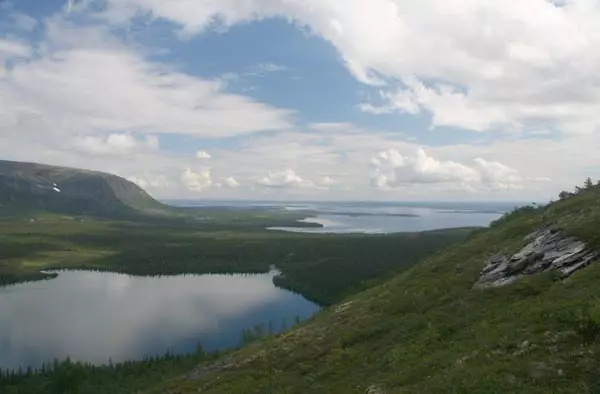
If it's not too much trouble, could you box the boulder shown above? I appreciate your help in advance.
[474,229,598,289]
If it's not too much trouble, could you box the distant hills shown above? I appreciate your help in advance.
[0,160,168,218]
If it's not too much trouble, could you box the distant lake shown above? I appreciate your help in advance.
[164,200,523,234]
[0,270,319,370]
[266,201,514,234]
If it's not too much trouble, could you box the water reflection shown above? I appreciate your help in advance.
[268,209,503,234]
[0,270,320,370]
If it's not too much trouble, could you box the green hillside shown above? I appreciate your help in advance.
[152,183,600,393]
[0,160,167,218]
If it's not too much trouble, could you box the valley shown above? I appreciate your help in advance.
[2,161,599,393]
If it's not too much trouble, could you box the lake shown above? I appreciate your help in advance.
[164,200,523,234]
[0,270,319,371]
[266,201,516,234]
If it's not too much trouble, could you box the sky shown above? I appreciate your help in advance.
[1,0,599,201]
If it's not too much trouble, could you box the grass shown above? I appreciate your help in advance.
[142,185,600,393]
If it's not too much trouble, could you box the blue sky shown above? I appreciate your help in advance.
[1,0,599,200]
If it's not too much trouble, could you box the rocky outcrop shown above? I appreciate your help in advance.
[474,228,599,289]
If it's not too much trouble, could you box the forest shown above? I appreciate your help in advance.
[0,214,471,304]
[0,346,218,394]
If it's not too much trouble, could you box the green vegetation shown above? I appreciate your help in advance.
[0,347,217,394]
[134,181,600,394]
[0,197,471,393]
[0,213,469,305]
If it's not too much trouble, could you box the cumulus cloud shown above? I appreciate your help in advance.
[181,168,212,192]
[473,158,523,191]
[361,79,514,132]
[222,176,240,188]
[371,148,522,191]
[0,111,580,200]
[257,169,308,188]
[90,0,600,135]
[196,150,211,159]
[318,176,338,187]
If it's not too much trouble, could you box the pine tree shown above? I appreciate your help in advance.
[559,191,572,200]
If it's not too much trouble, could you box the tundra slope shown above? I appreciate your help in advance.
[155,183,600,394]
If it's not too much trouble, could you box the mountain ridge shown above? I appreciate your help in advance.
[0,160,167,218]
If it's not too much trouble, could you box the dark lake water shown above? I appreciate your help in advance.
[0,270,319,370]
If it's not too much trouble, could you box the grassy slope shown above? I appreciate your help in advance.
[154,187,600,393]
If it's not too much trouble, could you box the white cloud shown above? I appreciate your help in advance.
[223,176,240,188]
[473,158,523,191]
[371,148,522,191]
[181,168,212,192]
[3,0,600,202]
[0,14,294,142]
[318,176,338,187]
[0,38,31,64]
[0,113,592,201]
[128,174,172,190]
[1,48,293,138]
[257,169,308,189]
[73,134,159,156]
[359,88,420,115]
[196,150,211,159]
[361,79,511,132]
[91,0,600,135]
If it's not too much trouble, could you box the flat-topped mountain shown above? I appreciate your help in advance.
[0,160,167,218]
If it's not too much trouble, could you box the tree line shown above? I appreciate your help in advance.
[559,177,599,200]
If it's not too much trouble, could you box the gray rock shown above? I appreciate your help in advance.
[474,229,598,289]
[365,384,386,394]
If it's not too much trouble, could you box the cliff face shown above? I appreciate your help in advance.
[0,160,167,217]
